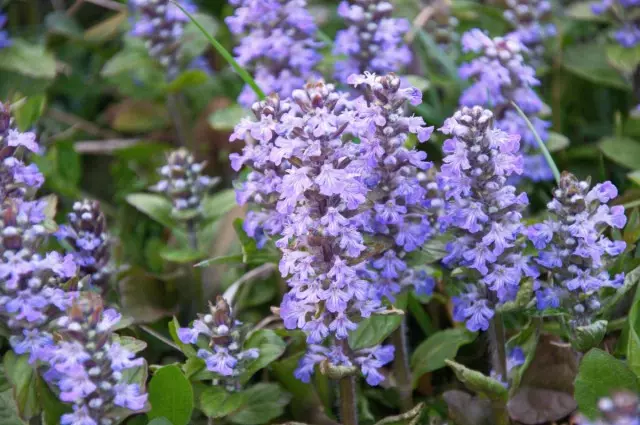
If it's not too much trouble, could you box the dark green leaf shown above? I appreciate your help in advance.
[126,194,177,230]
[574,349,639,418]
[45,12,82,37]
[181,13,220,61]
[0,390,22,425]
[229,383,291,425]
[563,43,630,90]
[445,360,508,402]
[199,387,247,418]
[348,314,402,351]
[627,298,640,377]
[201,190,237,221]
[3,352,40,420]
[166,69,209,92]
[240,330,287,384]
[38,376,71,425]
[147,418,173,425]
[12,95,46,131]
[573,320,608,352]
[411,328,476,386]
[546,132,570,152]
[118,267,176,323]
[84,11,127,43]
[599,137,640,169]
[148,365,193,425]
[0,39,56,79]
[159,246,206,264]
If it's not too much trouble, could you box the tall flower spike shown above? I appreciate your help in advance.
[230,94,292,248]
[575,392,639,425]
[592,1,640,48]
[348,72,436,299]
[0,103,77,362]
[151,148,217,218]
[177,296,259,391]
[459,29,552,182]
[45,294,148,425]
[527,172,626,327]
[56,200,112,295]
[226,0,322,107]
[503,0,555,64]
[333,0,412,83]
[130,0,196,78]
[438,106,534,332]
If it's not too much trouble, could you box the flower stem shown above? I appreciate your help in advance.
[338,375,358,425]
[490,312,508,382]
[391,319,413,411]
[167,92,190,148]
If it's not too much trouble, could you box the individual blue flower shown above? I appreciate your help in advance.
[459,29,552,182]
[438,106,532,332]
[333,0,411,83]
[527,173,627,327]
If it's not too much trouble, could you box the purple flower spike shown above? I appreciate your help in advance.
[592,1,640,48]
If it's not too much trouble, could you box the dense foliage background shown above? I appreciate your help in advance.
[1,0,640,425]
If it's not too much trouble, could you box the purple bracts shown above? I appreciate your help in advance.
[438,106,534,332]
[527,172,626,326]
[333,0,411,83]
[226,0,322,107]
[459,29,552,182]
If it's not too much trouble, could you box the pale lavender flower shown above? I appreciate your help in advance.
[503,0,555,64]
[438,106,534,332]
[226,0,322,106]
[592,0,640,47]
[333,0,412,83]
[177,296,258,391]
[459,29,552,182]
[46,295,148,425]
[527,173,626,326]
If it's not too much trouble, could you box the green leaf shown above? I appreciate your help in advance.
[12,95,46,131]
[627,298,640,377]
[114,335,148,354]
[3,352,40,420]
[147,418,173,425]
[110,100,170,133]
[38,376,71,425]
[373,403,424,425]
[599,136,640,169]
[166,69,208,93]
[348,314,402,351]
[565,1,608,20]
[574,349,639,418]
[404,234,450,265]
[271,353,318,415]
[606,43,640,75]
[445,360,508,402]
[195,255,244,267]
[405,76,430,92]
[199,387,247,418]
[562,43,630,90]
[201,189,237,221]
[506,322,539,395]
[546,132,570,152]
[0,39,56,79]
[118,267,176,323]
[240,330,287,384]
[0,390,23,425]
[126,194,177,230]
[229,383,291,425]
[45,11,82,37]
[148,365,194,425]
[573,320,608,352]
[601,265,640,318]
[623,208,640,245]
[84,11,127,43]
[181,13,220,60]
[208,105,246,131]
[411,329,476,386]
[159,246,206,264]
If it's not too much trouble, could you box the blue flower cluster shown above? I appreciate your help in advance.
[56,200,112,295]
[0,13,11,49]
[151,148,217,217]
[0,103,78,363]
[226,0,322,107]
[503,0,555,63]
[333,0,411,83]
[130,0,196,78]
[438,106,534,332]
[459,29,552,182]
[178,296,259,390]
[347,72,436,300]
[527,172,626,325]
[593,0,640,47]
[45,295,147,425]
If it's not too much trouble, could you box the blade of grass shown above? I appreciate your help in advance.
[415,30,459,81]
[316,29,334,48]
[511,101,561,184]
[171,1,265,100]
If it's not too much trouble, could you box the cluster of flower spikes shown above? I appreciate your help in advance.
[44,294,147,425]
[459,29,552,182]
[527,172,626,327]
[592,0,640,48]
[333,0,412,84]
[178,296,259,391]
[0,13,10,49]
[230,94,292,249]
[503,0,555,64]
[422,0,459,52]
[130,0,196,79]
[575,392,639,425]
[225,0,322,107]
[56,200,112,295]
[346,72,437,301]
[0,102,78,363]
[150,148,217,217]
[438,105,535,332]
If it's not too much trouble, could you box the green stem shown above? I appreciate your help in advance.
[490,313,510,425]
[139,324,181,352]
[338,375,358,425]
[391,319,413,412]
[171,1,265,99]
